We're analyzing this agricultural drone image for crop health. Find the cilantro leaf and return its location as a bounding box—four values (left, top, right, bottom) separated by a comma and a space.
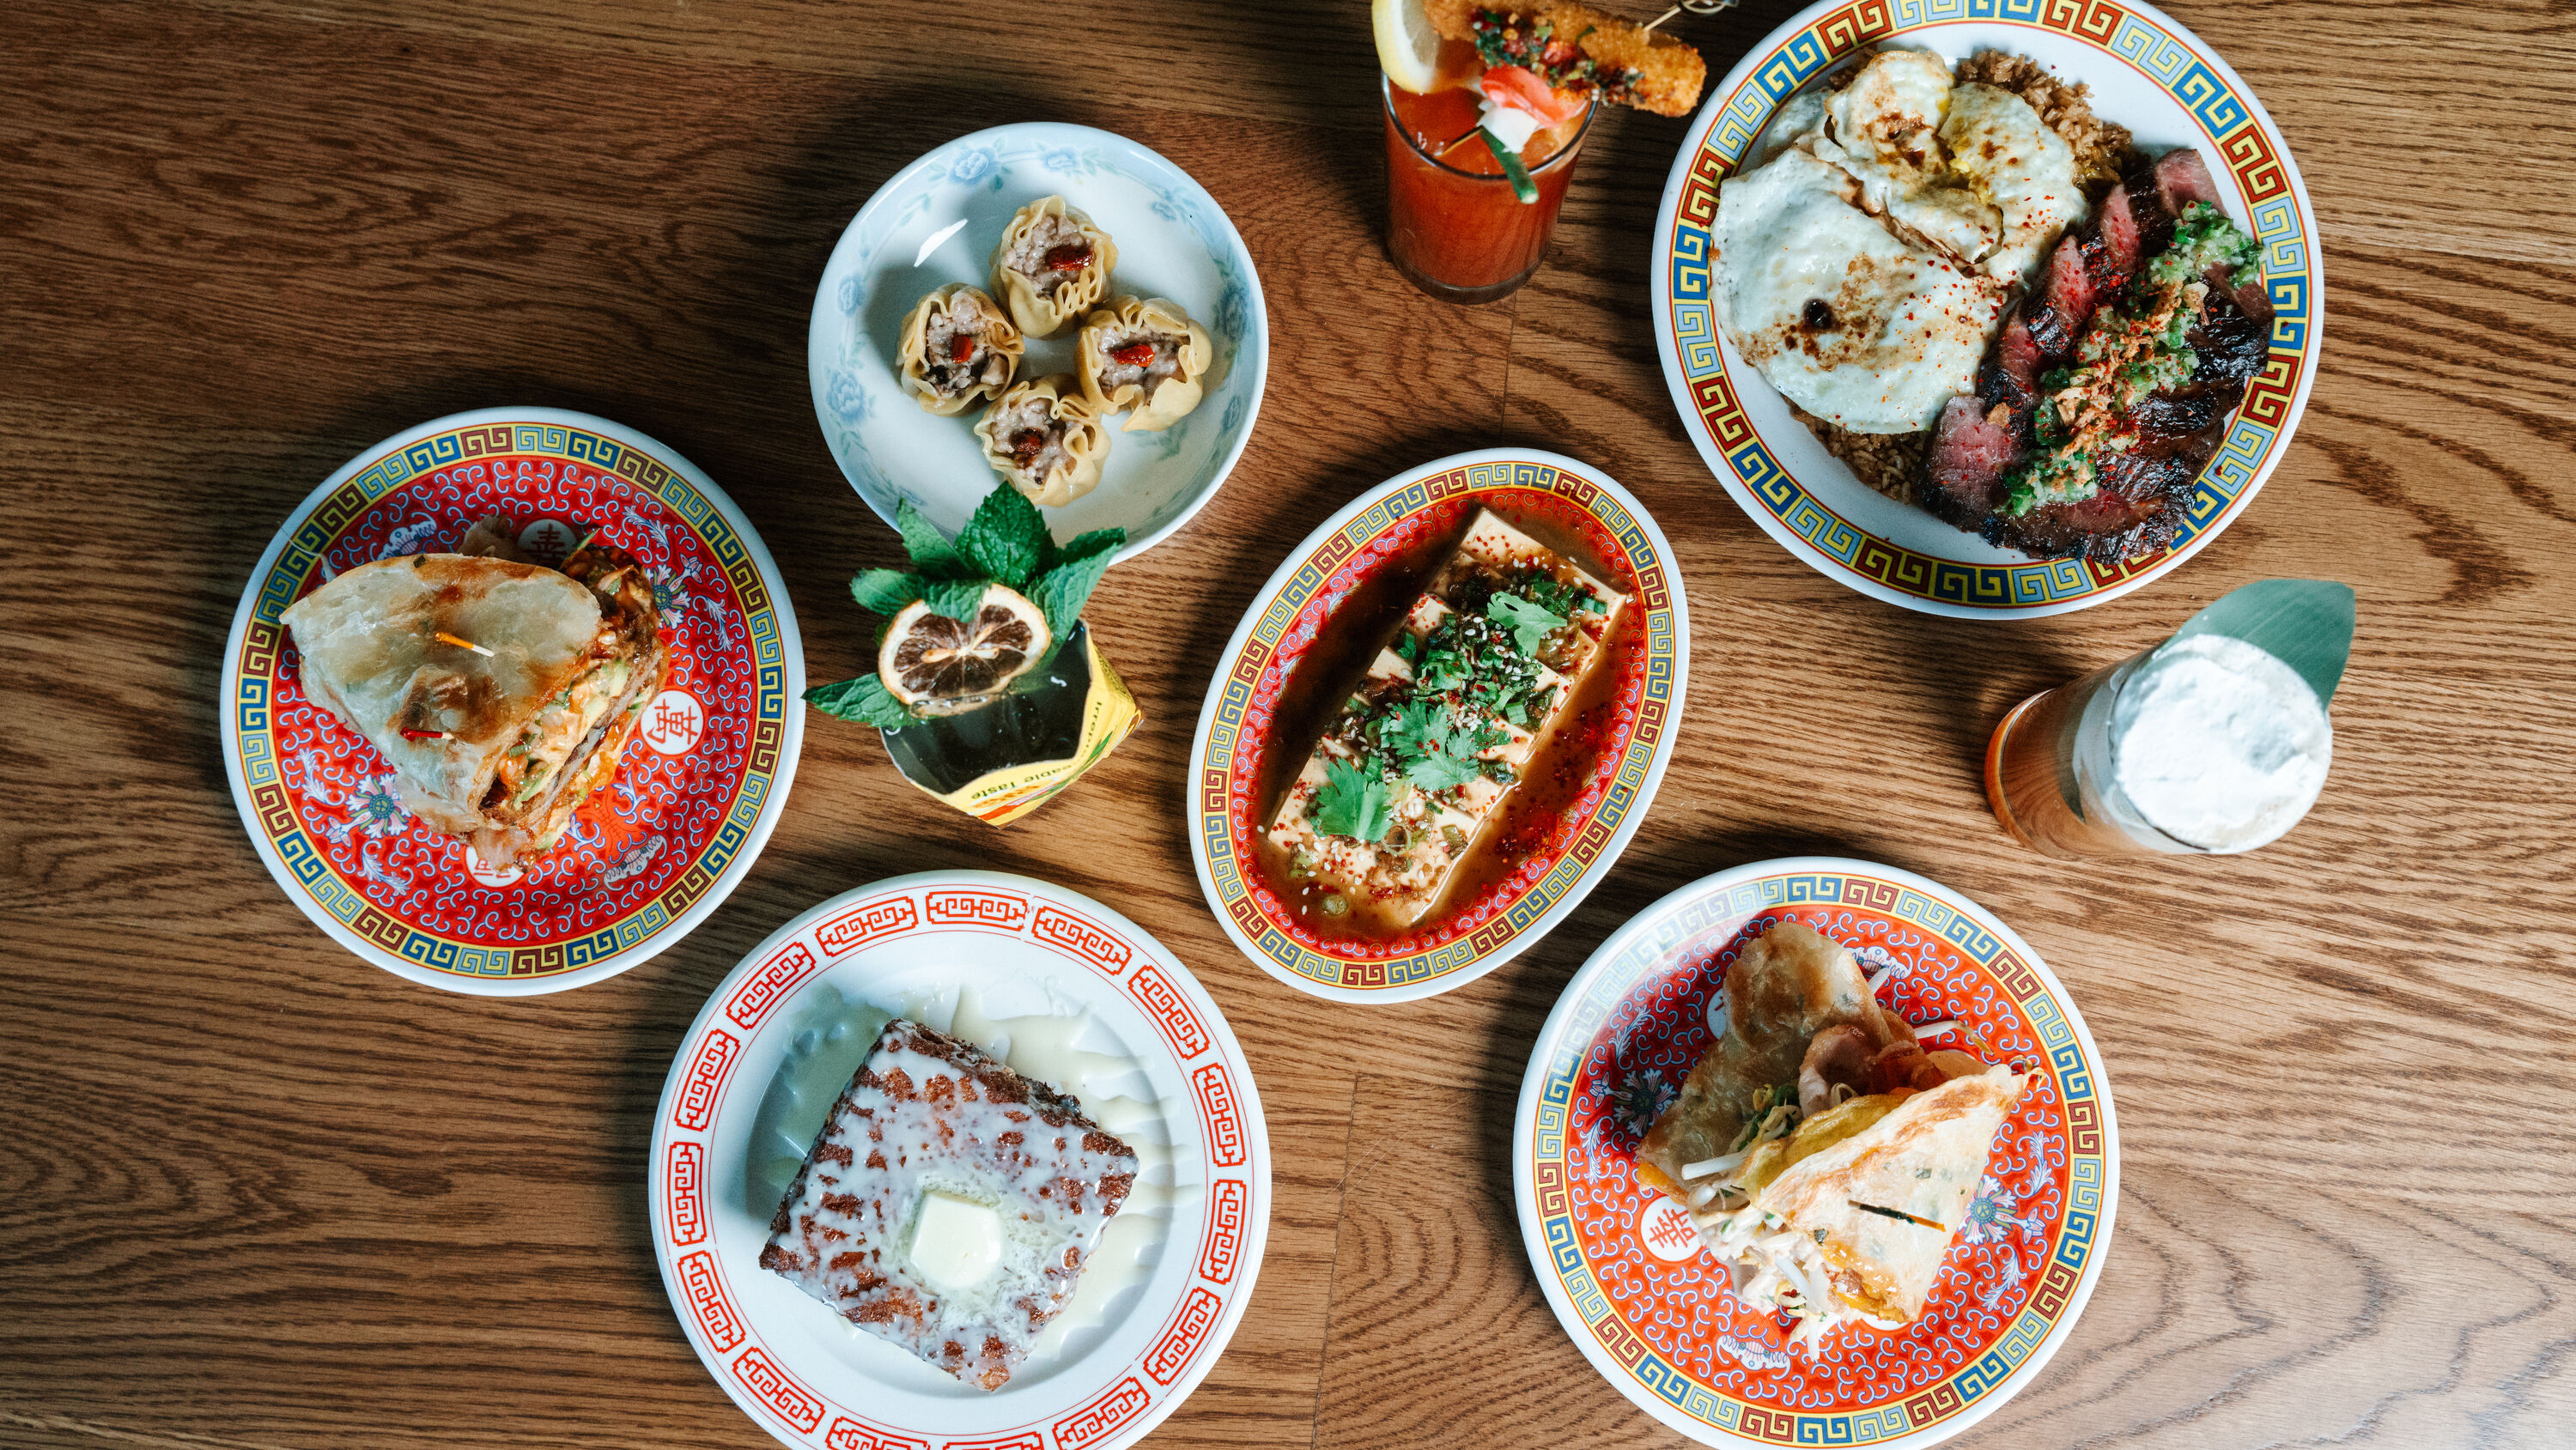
1030, 547, 1115, 642
1311, 756, 1393, 842
957, 483, 1048, 588
1406, 744, 1482, 792
1488, 592, 1565, 657
924, 577, 989, 622
896, 498, 967, 577
804, 673, 917, 729
849, 568, 926, 616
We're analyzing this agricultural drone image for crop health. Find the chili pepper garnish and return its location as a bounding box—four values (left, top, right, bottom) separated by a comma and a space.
398, 727, 454, 741
1109, 340, 1157, 368
434, 630, 495, 657
949, 332, 975, 364
1009, 429, 1048, 470
1042, 242, 1093, 272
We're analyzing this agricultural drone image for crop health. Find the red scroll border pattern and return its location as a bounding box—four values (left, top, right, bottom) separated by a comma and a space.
656, 884, 1261, 1450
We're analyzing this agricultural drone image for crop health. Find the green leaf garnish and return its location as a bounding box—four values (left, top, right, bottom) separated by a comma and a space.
923, 577, 989, 622
1030, 545, 1117, 643
1488, 592, 1565, 656
1058, 529, 1123, 564
1481, 128, 1539, 204
849, 568, 927, 616
957, 485, 1048, 588
1311, 755, 1393, 843
896, 498, 968, 577
804, 674, 917, 729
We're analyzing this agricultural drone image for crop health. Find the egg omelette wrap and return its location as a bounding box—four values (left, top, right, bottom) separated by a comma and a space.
280, 519, 669, 867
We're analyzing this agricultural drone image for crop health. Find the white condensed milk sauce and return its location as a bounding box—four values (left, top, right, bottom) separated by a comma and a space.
747, 980, 1182, 1377
2111, 634, 2332, 852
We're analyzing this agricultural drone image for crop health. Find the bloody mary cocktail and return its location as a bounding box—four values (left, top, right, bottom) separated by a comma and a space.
1382, 75, 1592, 305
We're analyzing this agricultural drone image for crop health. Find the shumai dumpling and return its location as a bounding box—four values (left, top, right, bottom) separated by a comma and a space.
975, 374, 1111, 507
989, 196, 1117, 339
896, 284, 1024, 416
1077, 296, 1215, 433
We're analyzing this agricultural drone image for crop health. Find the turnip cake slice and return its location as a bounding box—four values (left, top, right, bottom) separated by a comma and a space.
759, 1018, 1137, 1391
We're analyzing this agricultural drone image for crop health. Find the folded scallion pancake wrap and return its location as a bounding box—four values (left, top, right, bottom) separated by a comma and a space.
1638, 920, 2024, 1348
280, 519, 667, 866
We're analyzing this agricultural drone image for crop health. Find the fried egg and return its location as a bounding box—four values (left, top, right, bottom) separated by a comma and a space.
1711, 49, 2089, 435
1711, 148, 1996, 434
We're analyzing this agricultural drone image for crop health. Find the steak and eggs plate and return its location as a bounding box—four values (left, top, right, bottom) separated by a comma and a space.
1710, 46, 2268, 567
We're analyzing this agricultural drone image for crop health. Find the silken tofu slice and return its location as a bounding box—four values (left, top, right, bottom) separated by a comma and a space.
1264, 511, 1628, 931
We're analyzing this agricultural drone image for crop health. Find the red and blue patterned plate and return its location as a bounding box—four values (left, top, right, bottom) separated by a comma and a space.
1515, 858, 2117, 1447
1652, 0, 2320, 616
218, 408, 802, 995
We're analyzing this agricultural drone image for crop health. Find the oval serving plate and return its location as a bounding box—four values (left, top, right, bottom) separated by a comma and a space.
649, 871, 1270, 1450
1651, 0, 2321, 617
1515, 858, 2117, 1448
809, 121, 1269, 563
218, 407, 803, 995
1186, 448, 1689, 1004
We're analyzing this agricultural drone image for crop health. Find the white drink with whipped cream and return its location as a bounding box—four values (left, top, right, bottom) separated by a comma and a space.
1988, 634, 2333, 858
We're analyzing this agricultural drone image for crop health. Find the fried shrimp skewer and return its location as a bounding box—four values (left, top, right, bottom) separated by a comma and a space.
1427, 0, 1710, 117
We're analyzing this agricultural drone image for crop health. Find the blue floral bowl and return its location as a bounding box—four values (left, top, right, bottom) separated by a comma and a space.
807, 123, 1268, 561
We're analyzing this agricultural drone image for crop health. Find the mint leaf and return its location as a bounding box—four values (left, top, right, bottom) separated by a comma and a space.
849, 569, 926, 616
957, 484, 1048, 588
1030, 549, 1115, 642
1311, 756, 1393, 843
804, 674, 917, 729
896, 498, 968, 577
1059, 528, 1124, 563
924, 577, 989, 622
1489, 592, 1565, 657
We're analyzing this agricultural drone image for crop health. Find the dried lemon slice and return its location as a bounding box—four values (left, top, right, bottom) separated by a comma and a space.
877, 585, 1052, 717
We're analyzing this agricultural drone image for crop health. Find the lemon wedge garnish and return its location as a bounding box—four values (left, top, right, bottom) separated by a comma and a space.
1372, 0, 1443, 94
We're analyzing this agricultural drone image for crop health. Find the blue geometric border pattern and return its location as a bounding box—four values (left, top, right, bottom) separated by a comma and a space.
1198, 460, 1679, 992
231, 423, 788, 976
1528, 871, 2107, 1443
1663, 1, 2314, 611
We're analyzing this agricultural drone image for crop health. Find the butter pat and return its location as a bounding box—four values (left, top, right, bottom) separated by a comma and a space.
910, 1190, 1003, 1294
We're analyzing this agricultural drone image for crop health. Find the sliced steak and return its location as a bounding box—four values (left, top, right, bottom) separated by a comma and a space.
2126, 387, 2223, 440
1989, 483, 2181, 563
2039, 235, 2099, 331
2189, 298, 2269, 387
2087, 184, 2143, 293
1922, 396, 2024, 525
2151, 149, 2225, 215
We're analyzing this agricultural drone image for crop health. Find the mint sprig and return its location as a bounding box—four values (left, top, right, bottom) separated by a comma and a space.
800, 483, 1127, 730
805, 673, 918, 729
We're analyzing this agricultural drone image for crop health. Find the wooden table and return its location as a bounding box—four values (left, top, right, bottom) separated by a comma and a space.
8, 2, 2573, 1447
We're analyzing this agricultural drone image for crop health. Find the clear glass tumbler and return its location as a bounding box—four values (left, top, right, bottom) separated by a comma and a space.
1382, 76, 1593, 305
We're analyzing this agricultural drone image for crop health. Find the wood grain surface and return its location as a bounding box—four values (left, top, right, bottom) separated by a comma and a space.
5, 2, 2573, 1447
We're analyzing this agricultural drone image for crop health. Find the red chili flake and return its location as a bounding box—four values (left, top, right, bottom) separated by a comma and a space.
1010, 429, 1048, 469
398, 727, 451, 741
1043, 242, 1093, 272
949, 333, 975, 364
1109, 340, 1156, 368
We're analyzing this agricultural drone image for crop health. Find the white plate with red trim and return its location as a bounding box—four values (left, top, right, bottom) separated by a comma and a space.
649, 870, 1270, 1450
